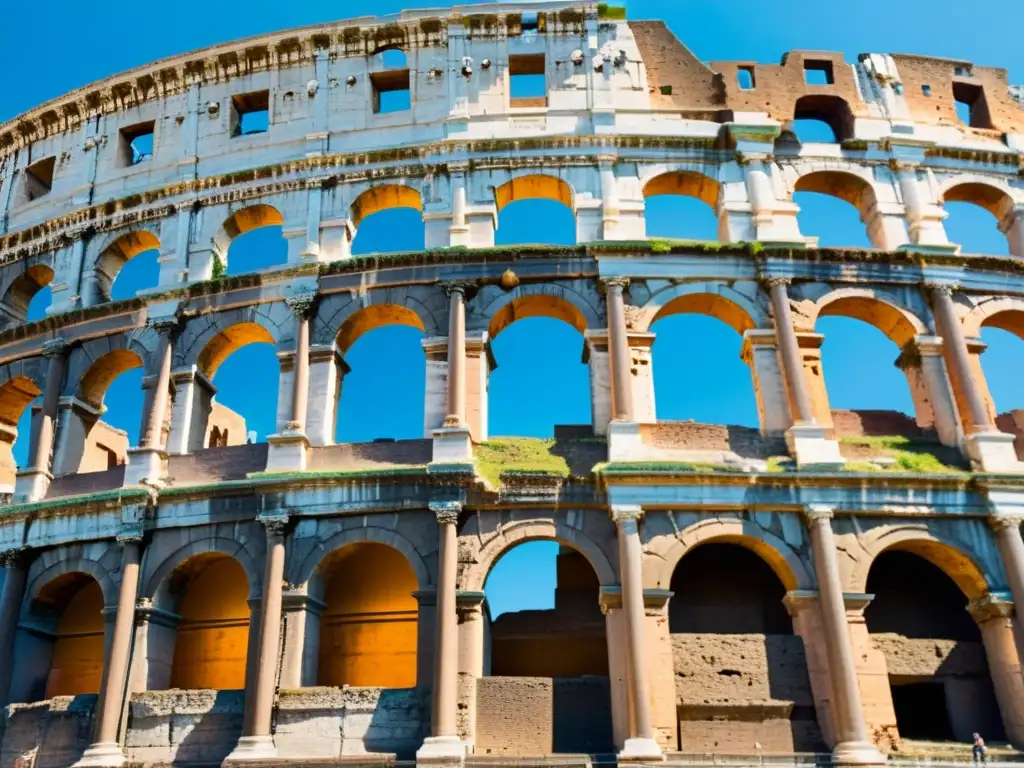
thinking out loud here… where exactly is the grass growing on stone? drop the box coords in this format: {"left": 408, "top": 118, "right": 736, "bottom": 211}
{"left": 594, "top": 460, "right": 739, "bottom": 474}
{"left": 474, "top": 438, "right": 571, "bottom": 488}
{"left": 838, "top": 436, "right": 966, "bottom": 474}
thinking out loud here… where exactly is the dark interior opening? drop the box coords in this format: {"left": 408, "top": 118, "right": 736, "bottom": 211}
{"left": 890, "top": 680, "right": 954, "bottom": 741}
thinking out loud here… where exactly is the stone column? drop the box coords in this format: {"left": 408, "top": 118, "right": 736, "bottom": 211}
{"left": 0, "top": 550, "right": 28, "bottom": 708}
{"left": 432, "top": 285, "right": 472, "bottom": 463}
{"left": 741, "top": 329, "right": 792, "bottom": 437}
{"left": 417, "top": 501, "right": 465, "bottom": 762}
{"left": 15, "top": 340, "right": 67, "bottom": 501}
{"left": 124, "top": 321, "right": 175, "bottom": 487}
{"left": 456, "top": 591, "right": 486, "bottom": 746}
{"left": 930, "top": 284, "right": 1019, "bottom": 470}
{"left": 75, "top": 537, "right": 142, "bottom": 768}
{"left": 894, "top": 165, "right": 954, "bottom": 250}
{"left": 968, "top": 593, "right": 1024, "bottom": 746}
{"left": 229, "top": 515, "right": 287, "bottom": 761}
{"left": 306, "top": 345, "right": 346, "bottom": 447}
{"left": 266, "top": 295, "right": 314, "bottom": 472}
{"left": 999, "top": 203, "right": 1024, "bottom": 259}
{"left": 990, "top": 515, "right": 1024, "bottom": 662}
{"left": 611, "top": 505, "right": 663, "bottom": 761}
{"left": 606, "top": 280, "right": 633, "bottom": 423}
{"left": 805, "top": 506, "right": 885, "bottom": 765}
{"left": 768, "top": 279, "right": 843, "bottom": 468}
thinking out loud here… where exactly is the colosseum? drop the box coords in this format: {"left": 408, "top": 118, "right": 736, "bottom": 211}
{"left": 2, "top": 1, "right": 1024, "bottom": 766}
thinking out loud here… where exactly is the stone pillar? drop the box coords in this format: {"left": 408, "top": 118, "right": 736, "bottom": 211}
{"left": 999, "top": 203, "right": 1024, "bottom": 259}
{"left": 804, "top": 506, "right": 885, "bottom": 765}
{"left": 768, "top": 279, "right": 843, "bottom": 468}
{"left": 432, "top": 285, "right": 472, "bottom": 463}
{"left": 417, "top": 501, "right": 465, "bottom": 762}
{"left": 305, "top": 345, "right": 345, "bottom": 447}
{"left": 15, "top": 340, "right": 67, "bottom": 501}
{"left": 456, "top": 591, "right": 485, "bottom": 747}
{"left": 968, "top": 593, "right": 1024, "bottom": 746}
{"left": 585, "top": 331, "right": 612, "bottom": 436}
{"left": 0, "top": 551, "right": 28, "bottom": 708}
{"left": 600, "top": 588, "right": 631, "bottom": 750}
{"left": 266, "top": 296, "right": 314, "bottom": 472}
{"left": 279, "top": 589, "right": 324, "bottom": 689}
{"left": 930, "top": 284, "right": 1020, "bottom": 471}
{"left": 895, "top": 165, "right": 953, "bottom": 250}
{"left": 75, "top": 538, "right": 142, "bottom": 768}
{"left": 125, "top": 321, "right": 175, "bottom": 487}
{"left": 862, "top": 197, "right": 911, "bottom": 251}
{"left": 319, "top": 218, "right": 354, "bottom": 262}
{"left": 745, "top": 160, "right": 803, "bottom": 244}
{"left": 448, "top": 169, "right": 472, "bottom": 248}
{"left": 611, "top": 505, "right": 663, "bottom": 761}
{"left": 741, "top": 329, "right": 792, "bottom": 436}
{"left": 906, "top": 334, "right": 961, "bottom": 447}
{"left": 784, "top": 590, "right": 838, "bottom": 748}
{"left": 229, "top": 516, "right": 287, "bottom": 761}
{"left": 990, "top": 515, "right": 1024, "bottom": 663}
{"left": 605, "top": 280, "right": 644, "bottom": 460}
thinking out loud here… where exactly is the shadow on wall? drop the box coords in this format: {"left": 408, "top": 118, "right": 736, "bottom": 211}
{"left": 1, "top": 694, "right": 96, "bottom": 768}
{"left": 125, "top": 689, "right": 245, "bottom": 765}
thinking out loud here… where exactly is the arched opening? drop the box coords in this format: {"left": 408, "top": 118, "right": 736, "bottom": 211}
{"left": 0, "top": 375, "right": 42, "bottom": 490}
{"left": 10, "top": 572, "right": 105, "bottom": 703}
{"left": 816, "top": 297, "right": 932, "bottom": 448}
{"left": 216, "top": 205, "right": 287, "bottom": 276}
{"left": 790, "top": 95, "right": 854, "bottom": 143}
{"left": 494, "top": 175, "right": 576, "bottom": 246}
{"left": 58, "top": 350, "right": 143, "bottom": 476}
{"left": 3, "top": 264, "right": 53, "bottom": 325}
{"left": 942, "top": 183, "right": 1013, "bottom": 256}
{"left": 487, "top": 297, "right": 591, "bottom": 437}
{"left": 480, "top": 539, "right": 612, "bottom": 755}
{"left": 164, "top": 554, "right": 251, "bottom": 691}
{"left": 193, "top": 322, "right": 277, "bottom": 448}
{"left": 643, "top": 171, "right": 720, "bottom": 241}
{"left": 95, "top": 231, "right": 161, "bottom": 303}
{"left": 335, "top": 305, "right": 426, "bottom": 442}
{"left": 794, "top": 172, "right": 875, "bottom": 248}
{"left": 866, "top": 549, "right": 1004, "bottom": 744}
{"left": 650, "top": 293, "right": 759, "bottom": 431}
{"left": 350, "top": 186, "right": 424, "bottom": 255}
{"left": 970, "top": 309, "right": 1024, "bottom": 460}
{"left": 668, "top": 542, "right": 823, "bottom": 753}
{"left": 313, "top": 542, "right": 418, "bottom": 687}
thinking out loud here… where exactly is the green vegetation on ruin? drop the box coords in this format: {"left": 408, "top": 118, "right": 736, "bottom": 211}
{"left": 474, "top": 438, "right": 573, "bottom": 488}
{"left": 838, "top": 435, "right": 967, "bottom": 474}
{"left": 597, "top": 4, "right": 627, "bottom": 20}
{"left": 594, "top": 460, "right": 740, "bottom": 475}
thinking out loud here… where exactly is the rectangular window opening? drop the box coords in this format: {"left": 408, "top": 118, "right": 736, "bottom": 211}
{"left": 231, "top": 90, "right": 270, "bottom": 137}
{"left": 521, "top": 11, "right": 539, "bottom": 31}
{"left": 953, "top": 81, "right": 993, "bottom": 129}
{"left": 803, "top": 59, "right": 835, "bottom": 86}
{"left": 509, "top": 53, "right": 547, "bottom": 108}
{"left": 22, "top": 156, "right": 56, "bottom": 203}
{"left": 119, "top": 121, "right": 155, "bottom": 166}
{"left": 922, "top": 84, "right": 932, "bottom": 97}
{"left": 371, "top": 70, "right": 411, "bottom": 114}
{"left": 737, "top": 66, "right": 756, "bottom": 90}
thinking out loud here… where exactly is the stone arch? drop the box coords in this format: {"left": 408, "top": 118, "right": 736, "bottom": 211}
{"left": 962, "top": 296, "right": 1024, "bottom": 339}
{"left": 460, "top": 516, "right": 617, "bottom": 592}
{"left": 211, "top": 203, "right": 285, "bottom": 274}
{"left": 643, "top": 515, "right": 811, "bottom": 593}
{"left": 93, "top": 229, "right": 161, "bottom": 301}
{"left": 637, "top": 282, "right": 766, "bottom": 335}
{"left": 143, "top": 535, "right": 263, "bottom": 604}
{"left": 807, "top": 287, "right": 927, "bottom": 347}
{"left": 848, "top": 525, "right": 992, "bottom": 600}
{"left": 0, "top": 261, "right": 54, "bottom": 324}
{"left": 176, "top": 305, "right": 288, "bottom": 376}
{"left": 791, "top": 168, "right": 885, "bottom": 248}
{"left": 292, "top": 525, "right": 432, "bottom": 590}
{"left": 493, "top": 173, "right": 575, "bottom": 212}
{"left": 474, "top": 282, "right": 603, "bottom": 341}
{"left": 24, "top": 554, "right": 119, "bottom": 613}
{"left": 642, "top": 169, "right": 721, "bottom": 210}
{"left": 313, "top": 288, "right": 445, "bottom": 350}
{"left": 350, "top": 184, "right": 423, "bottom": 229}
{"left": 939, "top": 177, "right": 1018, "bottom": 219}
{"left": 792, "top": 94, "right": 855, "bottom": 142}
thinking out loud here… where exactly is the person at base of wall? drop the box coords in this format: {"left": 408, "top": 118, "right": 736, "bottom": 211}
{"left": 973, "top": 733, "right": 987, "bottom": 765}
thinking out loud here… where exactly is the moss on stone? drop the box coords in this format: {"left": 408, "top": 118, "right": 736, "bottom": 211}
{"left": 595, "top": 460, "right": 740, "bottom": 474}
{"left": 474, "top": 438, "right": 571, "bottom": 488}
{"left": 597, "top": 3, "right": 627, "bottom": 19}
{"left": 838, "top": 435, "right": 966, "bottom": 474}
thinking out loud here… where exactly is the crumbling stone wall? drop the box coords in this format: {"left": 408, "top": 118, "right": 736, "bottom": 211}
{"left": 0, "top": 696, "right": 94, "bottom": 768}
{"left": 628, "top": 22, "right": 722, "bottom": 114}
{"left": 125, "top": 689, "right": 245, "bottom": 765}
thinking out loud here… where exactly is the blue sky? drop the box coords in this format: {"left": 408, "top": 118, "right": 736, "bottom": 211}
{"left": 3, "top": 0, "right": 1022, "bottom": 618}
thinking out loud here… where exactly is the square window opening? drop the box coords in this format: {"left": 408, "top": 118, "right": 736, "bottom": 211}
{"left": 231, "top": 90, "right": 270, "bottom": 137}
{"left": 922, "top": 84, "right": 932, "bottom": 97}
{"left": 953, "top": 81, "right": 993, "bottom": 129}
{"left": 509, "top": 54, "right": 547, "bottom": 108}
{"left": 803, "top": 60, "right": 835, "bottom": 86}
{"left": 954, "top": 65, "right": 973, "bottom": 77}
{"left": 521, "top": 11, "right": 539, "bottom": 31}
{"left": 119, "top": 121, "right": 155, "bottom": 166}
{"left": 371, "top": 70, "right": 411, "bottom": 114}
{"left": 737, "top": 66, "right": 756, "bottom": 90}
{"left": 22, "top": 156, "right": 55, "bottom": 203}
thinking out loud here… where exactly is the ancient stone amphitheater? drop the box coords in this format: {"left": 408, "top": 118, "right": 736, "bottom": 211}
{"left": 4, "top": 1, "right": 1024, "bottom": 766}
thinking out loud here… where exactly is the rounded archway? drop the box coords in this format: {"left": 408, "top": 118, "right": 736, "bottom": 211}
{"left": 642, "top": 170, "right": 720, "bottom": 241}
{"left": 350, "top": 185, "right": 424, "bottom": 255}
{"left": 215, "top": 204, "right": 287, "bottom": 275}
{"left": 494, "top": 175, "right": 576, "bottom": 246}
{"left": 95, "top": 231, "right": 161, "bottom": 302}
{"left": 793, "top": 171, "right": 877, "bottom": 248}
{"left": 941, "top": 182, "right": 1014, "bottom": 256}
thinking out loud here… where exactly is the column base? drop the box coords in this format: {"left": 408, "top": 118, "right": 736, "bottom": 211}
{"left": 14, "top": 468, "right": 52, "bottom": 503}
{"left": 832, "top": 740, "right": 887, "bottom": 766}
{"left": 265, "top": 431, "right": 311, "bottom": 473}
{"left": 966, "top": 430, "right": 1024, "bottom": 473}
{"left": 617, "top": 736, "right": 665, "bottom": 762}
{"left": 786, "top": 423, "right": 844, "bottom": 470}
{"left": 432, "top": 427, "right": 472, "bottom": 463}
{"left": 224, "top": 735, "right": 278, "bottom": 762}
{"left": 607, "top": 420, "right": 645, "bottom": 461}
{"left": 416, "top": 735, "right": 466, "bottom": 764}
{"left": 123, "top": 447, "right": 167, "bottom": 487}
{"left": 72, "top": 742, "right": 126, "bottom": 768}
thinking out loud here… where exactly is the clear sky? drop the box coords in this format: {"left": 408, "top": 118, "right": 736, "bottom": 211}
{"left": 2, "top": 0, "right": 1023, "bottom": 618}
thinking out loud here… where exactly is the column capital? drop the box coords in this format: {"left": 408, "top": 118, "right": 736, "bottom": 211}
{"left": 803, "top": 504, "right": 835, "bottom": 524}
{"left": 762, "top": 276, "right": 792, "bottom": 289}
{"left": 147, "top": 317, "right": 180, "bottom": 336}
{"left": 257, "top": 511, "right": 290, "bottom": 538}
{"left": 440, "top": 280, "right": 474, "bottom": 297}
{"left": 430, "top": 500, "right": 462, "bottom": 524}
{"left": 967, "top": 592, "right": 1015, "bottom": 624}
{"left": 0, "top": 547, "right": 31, "bottom": 569}
{"left": 610, "top": 504, "right": 644, "bottom": 522}
{"left": 989, "top": 514, "right": 1024, "bottom": 533}
{"left": 446, "top": 161, "right": 470, "bottom": 175}
{"left": 456, "top": 590, "right": 486, "bottom": 621}
{"left": 41, "top": 338, "right": 70, "bottom": 357}
{"left": 285, "top": 292, "right": 317, "bottom": 319}
{"left": 597, "top": 153, "right": 617, "bottom": 168}
{"left": 888, "top": 159, "right": 921, "bottom": 173}
{"left": 601, "top": 277, "right": 629, "bottom": 292}
{"left": 926, "top": 281, "right": 959, "bottom": 297}
{"left": 116, "top": 530, "right": 144, "bottom": 546}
